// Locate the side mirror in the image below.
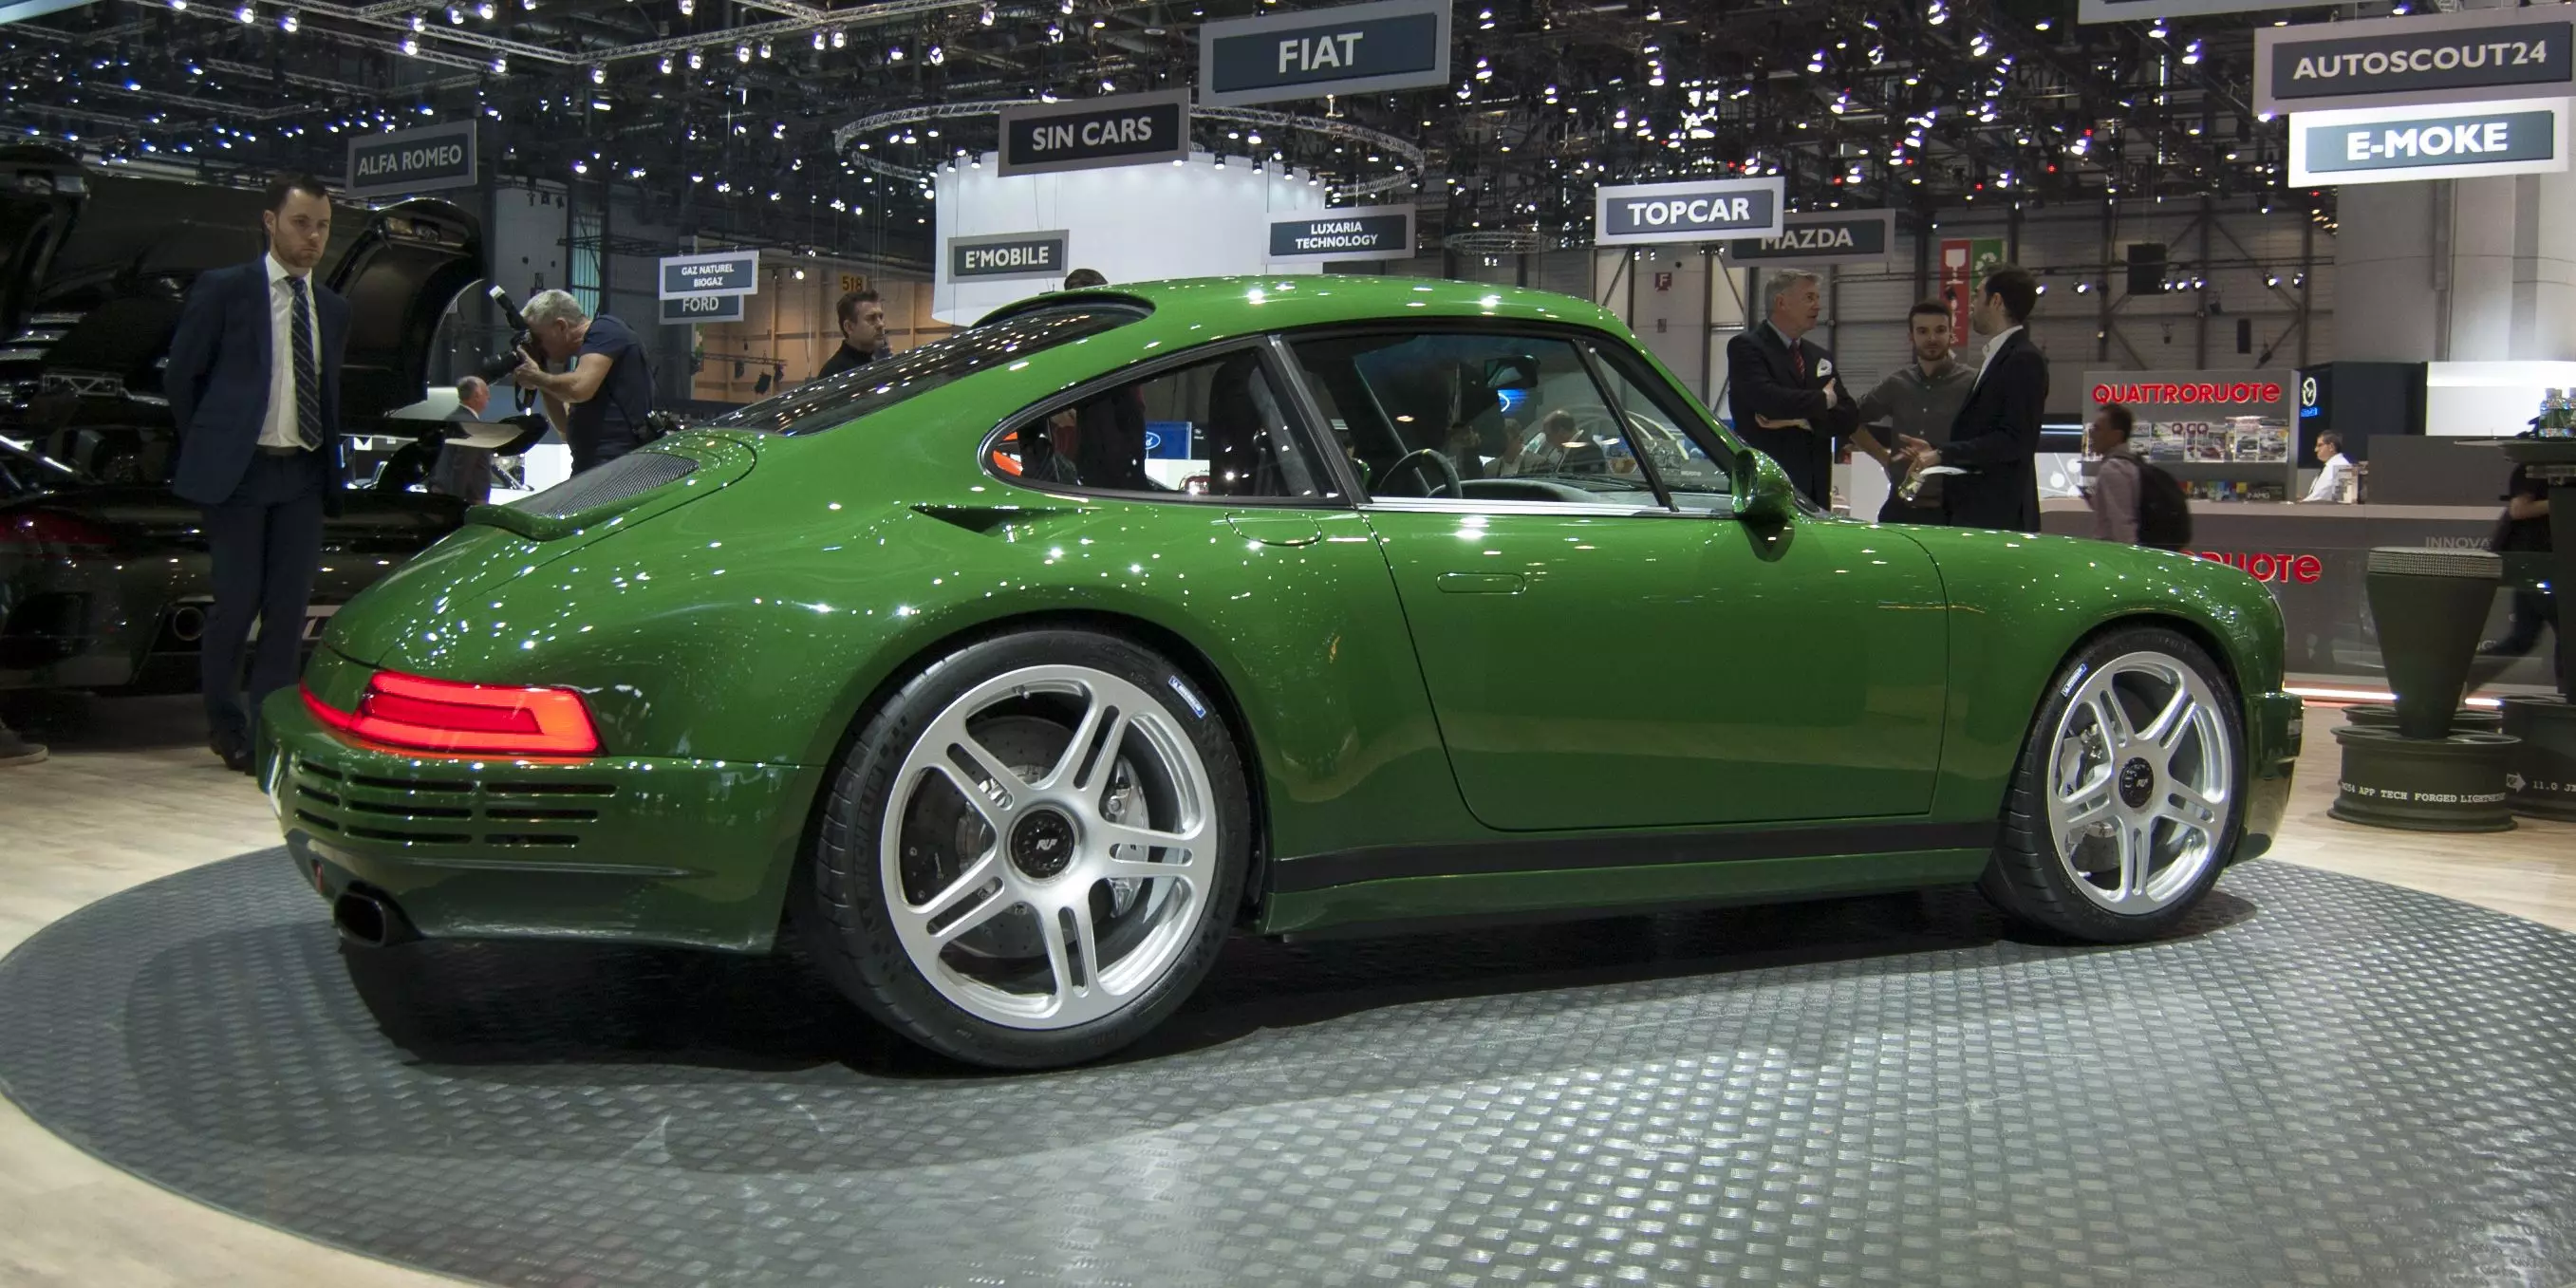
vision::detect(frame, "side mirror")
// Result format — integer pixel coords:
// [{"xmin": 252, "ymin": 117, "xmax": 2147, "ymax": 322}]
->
[{"xmin": 1733, "ymin": 447, "xmax": 1798, "ymax": 524}]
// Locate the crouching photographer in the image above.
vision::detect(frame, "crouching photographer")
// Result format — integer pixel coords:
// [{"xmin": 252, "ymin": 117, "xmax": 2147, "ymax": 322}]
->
[{"xmin": 510, "ymin": 289, "xmax": 657, "ymax": 474}]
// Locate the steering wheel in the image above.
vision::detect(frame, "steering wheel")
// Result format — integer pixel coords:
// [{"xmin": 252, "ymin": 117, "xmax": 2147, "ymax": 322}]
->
[{"xmin": 1381, "ymin": 447, "xmax": 1465, "ymax": 499}]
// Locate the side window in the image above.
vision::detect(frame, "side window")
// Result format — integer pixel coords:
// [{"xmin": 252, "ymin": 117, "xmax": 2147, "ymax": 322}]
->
[
  {"xmin": 1585, "ymin": 344, "xmax": 1736, "ymax": 513},
  {"xmin": 1288, "ymin": 332, "xmax": 1662, "ymax": 510},
  {"xmin": 991, "ymin": 349, "xmax": 1331, "ymax": 500}
]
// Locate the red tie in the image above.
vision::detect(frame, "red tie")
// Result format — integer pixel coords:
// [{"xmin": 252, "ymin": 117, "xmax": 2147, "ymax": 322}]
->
[{"xmin": 1792, "ymin": 347, "xmax": 1805, "ymax": 380}]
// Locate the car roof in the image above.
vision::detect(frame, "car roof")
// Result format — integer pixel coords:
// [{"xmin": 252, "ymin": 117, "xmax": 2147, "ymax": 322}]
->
[{"xmin": 977, "ymin": 275, "xmax": 1631, "ymax": 346}]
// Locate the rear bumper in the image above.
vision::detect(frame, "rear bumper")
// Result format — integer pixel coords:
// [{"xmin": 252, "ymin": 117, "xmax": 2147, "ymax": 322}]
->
[
  {"xmin": 2234, "ymin": 689, "xmax": 2304, "ymax": 864},
  {"xmin": 259, "ymin": 685, "xmax": 820, "ymax": 952}
]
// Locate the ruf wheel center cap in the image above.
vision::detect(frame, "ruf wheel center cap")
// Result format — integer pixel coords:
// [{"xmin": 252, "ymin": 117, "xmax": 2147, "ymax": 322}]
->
[
  {"xmin": 1009, "ymin": 808, "xmax": 1078, "ymax": 880},
  {"xmin": 2118, "ymin": 757, "xmax": 2156, "ymax": 810}
]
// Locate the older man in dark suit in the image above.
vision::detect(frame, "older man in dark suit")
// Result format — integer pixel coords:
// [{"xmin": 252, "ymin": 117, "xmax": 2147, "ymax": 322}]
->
[
  {"xmin": 1725, "ymin": 269, "xmax": 1858, "ymax": 507},
  {"xmin": 1900, "ymin": 265, "xmax": 2048, "ymax": 532},
  {"xmin": 164, "ymin": 173, "xmax": 350, "ymax": 773}
]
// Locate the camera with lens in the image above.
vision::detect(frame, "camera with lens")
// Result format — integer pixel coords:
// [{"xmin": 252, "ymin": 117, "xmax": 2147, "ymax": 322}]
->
[{"xmin": 475, "ymin": 285, "xmax": 538, "ymax": 386}]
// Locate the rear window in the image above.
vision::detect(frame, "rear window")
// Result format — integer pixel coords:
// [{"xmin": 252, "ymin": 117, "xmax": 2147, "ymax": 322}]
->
[{"xmin": 702, "ymin": 303, "xmax": 1146, "ymax": 438}]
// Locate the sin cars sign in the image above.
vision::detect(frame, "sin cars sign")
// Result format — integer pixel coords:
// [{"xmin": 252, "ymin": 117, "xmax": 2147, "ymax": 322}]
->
[
  {"xmin": 998, "ymin": 89, "xmax": 1191, "ymax": 177},
  {"xmin": 1198, "ymin": 0, "xmax": 1451, "ymax": 107}
]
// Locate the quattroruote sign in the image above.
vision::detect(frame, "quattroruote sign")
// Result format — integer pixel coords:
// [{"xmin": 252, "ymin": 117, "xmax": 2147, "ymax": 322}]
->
[
  {"xmin": 2256, "ymin": 7, "xmax": 2576, "ymax": 116},
  {"xmin": 657, "ymin": 252, "xmax": 761, "ymax": 299},
  {"xmin": 949, "ymin": 231, "xmax": 1071, "ymax": 281},
  {"xmin": 1719, "ymin": 210, "xmax": 1895, "ymax": 268},
  {"xmin": 1594, "ymin": 177, "xmax": 1784, "ymax": 247},
  {"xmin": 1198, "ymin": 0, "xmax": 1450, "ymax": 107},
  {"xmin": 2289, "ymin": 98, "xmax": 2570, "ymax": 186},
  {"xmin": 998, "ymin": 89, "xmax": 1191, "ymax": 177},
  {"xmin": 345, "ymin": 121, "xmax": 477, "ymax": 197},
  {"xmin": 660, "ymin": 293, "xmax": 744, "ymax": 325},
  {"xmin": 1266, "ymin": 206, "xmax": 1414, "ymax": 262}
]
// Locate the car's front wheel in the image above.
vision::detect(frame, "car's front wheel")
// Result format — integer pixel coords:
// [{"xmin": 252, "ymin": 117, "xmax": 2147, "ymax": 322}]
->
[
  {"xmin": 802, "ymin": 629, "xmax": 1248, "ymax": 1068},
  {"xmin": 1980, "ymin": 625, "xmax": 2245, "ymax": 943}
]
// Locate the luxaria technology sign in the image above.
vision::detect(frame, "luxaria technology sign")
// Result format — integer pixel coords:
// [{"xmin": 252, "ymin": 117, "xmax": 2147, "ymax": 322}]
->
[
  {"xmin": 1198, "ymin": 0, "xmax": 1450, "ymax": 106},
  {"xmin": 998, "ymin": 89, "xmax": 1191, "ymax": 177},
  {"xmin": 1594, "ymin": 177, "xmax": 1785, "ymax": 246},
  {"xmin": 1720, "ymin": 210, "xmax": 1895, "ymax": 267},
  {"xmin": 2256, "ymin": 7, "xmax": 2576, "ymax": 115},
  {"xmin": 1266, "ymin": 207, "xmax": 1414, "ymax": 261},
  {"xmin": 2289, "ymin": 99, "xmax": 2569, "ymax": 186},
  {"xmin": 657, "ymin": 252, "xmax": 761, "ymax": 299},
  {"xmin": 949, "ymin": 230, "xmax": 1070, "ymax": 280},
  {"xmin": 345, "ymin": 122, "xmax": 477, "ymax": 196}
]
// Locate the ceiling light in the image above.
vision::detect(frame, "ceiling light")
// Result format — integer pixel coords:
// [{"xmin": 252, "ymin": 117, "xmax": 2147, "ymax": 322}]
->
[
  {"xmin": 688, "ymin": 47, "xmax": 703, "ymax": 67},
  {"xmin": 736, "ymin": 43, "xmax": 751, "ymax": 62},
  {"xmin": 659, "ymin": 53, "xmax": 671, "ymax": 72},
  {"xmin": 278, "ymin": 8, "xmax": 296, "ymax": 29},
  {"xmin": 928, "ymin": 44, "xmax": 943, "ymax": 64},
  {"xmin": 831, "ymin": 28, "xmax": 845, "ymax": 47},
  {"xmin": 758, "ymin": 40, "xmax": 772, "ymax": 58},
  {"xmin": 233, "ymin": 2, "xmax": 252, "ymax": 21},
  {"xmin": 490, "ymin": 53, "xmax": 506, "ymax": 71},
  {"xmin": 588, "ymin": 65, "xmax": 604, "ymax": 84}
]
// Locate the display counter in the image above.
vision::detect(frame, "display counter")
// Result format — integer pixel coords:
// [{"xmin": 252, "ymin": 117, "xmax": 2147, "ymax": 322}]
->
[{"xmin": 2038, "ymin": 498, "xmax": 2552, "ymax": 684}]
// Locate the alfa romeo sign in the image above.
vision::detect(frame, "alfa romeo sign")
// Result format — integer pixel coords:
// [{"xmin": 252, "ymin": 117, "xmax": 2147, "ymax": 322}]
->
[
  {"xmin": 2256, "ymin": 7, "xmax": 2576, "ymax": 115},
  {"xmin": 1720, "ymin": 210, "xmax": 1894, "ymax": 267},
  {"xmin": 2289, "ymin": 99, "xmax": 2569, "ymax": 186},
  {"xmin": 1595, "ymin": 177, "xmax": 1784, "ymax": 247},
  {"xmin": 345, "ymin": 121, "xmax": 477, "ymax": 197}
]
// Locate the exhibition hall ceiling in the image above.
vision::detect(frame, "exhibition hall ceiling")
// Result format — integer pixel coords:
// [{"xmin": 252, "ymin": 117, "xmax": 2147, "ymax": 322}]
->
[{"xmin": 0, "ymin": 0, "xmax": 2329, "ymax": 257}]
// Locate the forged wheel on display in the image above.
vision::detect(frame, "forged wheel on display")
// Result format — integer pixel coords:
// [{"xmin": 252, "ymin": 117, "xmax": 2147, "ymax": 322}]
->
[
  {"xmin": 1980, "ymin": 626, "xmax": 2246, "ymax": 943},
  {"xmin": 801, "ymin": 629, "xmax": 1249, "ymax": 1069}
]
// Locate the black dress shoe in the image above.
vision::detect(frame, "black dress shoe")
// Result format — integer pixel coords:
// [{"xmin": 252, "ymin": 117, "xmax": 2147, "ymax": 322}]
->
[{"xmin": 210, "ymin": 731, "xmax": 253, "ymax": 775}]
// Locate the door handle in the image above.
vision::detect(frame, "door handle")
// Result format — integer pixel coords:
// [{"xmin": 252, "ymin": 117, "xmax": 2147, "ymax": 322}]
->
[
  {"xmin": 1434, "ymin": 572, "xmax": 1527, "ymax": 594},
  {"xmin": 1225, "ymin": 514, "xmax": 1324, "ymax": 547}
]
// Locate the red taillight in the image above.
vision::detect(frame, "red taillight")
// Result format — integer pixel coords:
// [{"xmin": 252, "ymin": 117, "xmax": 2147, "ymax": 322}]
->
[
  {"xmin": 0, "ymin": 510, "xmax": 114, "ymax": 551},
  {"xmin": 304, "ymin": 670, "xmax": 600, "ymax": 756}
]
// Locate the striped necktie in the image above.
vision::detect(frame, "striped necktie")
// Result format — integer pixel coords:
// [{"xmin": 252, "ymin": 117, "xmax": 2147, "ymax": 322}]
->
[{"xmin": 288, "ymin": 276, "xmax": 324, "ymax": 451}]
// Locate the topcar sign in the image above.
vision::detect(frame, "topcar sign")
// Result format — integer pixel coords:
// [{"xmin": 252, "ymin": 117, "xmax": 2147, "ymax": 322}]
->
[
  {"xmin": 2289, "ymin": 98, "xmax": 2570, "ymax": 186},
  {"xmin": 1595, "ymin": 177, "xmax": 1784, "ymax": 247},
  {"xmin": 1266, "ymin": 206, "xmax": 1414, "ymax": 261},
  {"xmin": 950, "ymin": 230, "xmax": 1070, "ymax": 281},
  {"xmin": 345, "ymin": 121, "xmax": 477, "ymax": 197},
  {"xmin": 1198, "ymin": 0, "xmax": 1450, "ymax": 107},
  {"xmin": 2256, "ymin": 7, "xmax": 2576, "ymax": 116},
  {"xmin": 658, "ymin": 252, "xmax": 761, "ymax": 299},
  {"xmin": 999, "ymin": 89, "xmax": 1191, "ymax": 177},
  {"xmin": 1720, "ymin": 210, "xmax": 1895, "ymax": 267}
]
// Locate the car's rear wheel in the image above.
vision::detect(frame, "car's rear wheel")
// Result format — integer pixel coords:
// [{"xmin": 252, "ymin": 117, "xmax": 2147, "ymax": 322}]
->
[
  {"xmin": 1980, "ymin": 625, "xmax": 2245, "ymax": 943},
  {"xmin": 802, "ymin": 629, "xmax": 1248, "ymax": 1068}
]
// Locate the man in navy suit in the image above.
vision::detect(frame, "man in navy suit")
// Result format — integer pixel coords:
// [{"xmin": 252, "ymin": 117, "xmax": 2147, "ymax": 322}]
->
[
  {"xmin": 1899, "ymin": 264, "xmax": 2049, "ymax": 532},
  {"xmin": 164, "ymin": 173, "xmax": 349, "ymax": 773}
]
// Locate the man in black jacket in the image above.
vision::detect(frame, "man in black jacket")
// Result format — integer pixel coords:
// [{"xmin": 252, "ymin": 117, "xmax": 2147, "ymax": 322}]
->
[
  {"xmin": 1899, "ymin": 264, "xmax": 2047, "ymax": 532},
  {"xmin": 1725, "ymin": 270, "xmax": 1857, "ymax": 506},
  {"xmin": 816, "ymin": 288, "xmax": 888, "ymax": 381}
]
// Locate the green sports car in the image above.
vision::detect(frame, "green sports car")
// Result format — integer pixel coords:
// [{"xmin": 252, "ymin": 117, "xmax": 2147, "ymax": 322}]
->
[{"xmin": 261, "ymin": 276, "xmax": 2302, "ymax": 1068}]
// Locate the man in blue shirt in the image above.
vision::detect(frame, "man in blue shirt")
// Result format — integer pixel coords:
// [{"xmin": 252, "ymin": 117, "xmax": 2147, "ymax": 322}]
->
[{"xmin": 512, "ymin": 289, "xmax": 655, "ymax": 473}]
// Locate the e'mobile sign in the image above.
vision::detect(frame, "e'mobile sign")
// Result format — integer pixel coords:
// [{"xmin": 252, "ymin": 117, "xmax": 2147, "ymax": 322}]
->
[
  {"xmin": 2256, "ymin": 7, "xmax": 2576, "ymax": 115},
  {"xmin": 950, "ymin": 230, "xmax": 1070, "ymax": 281},
  {"xmin": 345, "ymin": 121, "xmax": 477, "ymax": 197},
  {"xmin": 2289, "ymin": 98, "xmax": 2570, "ymax": 186},
  {"xmin": 1595, "ymin": 177, "xmax": 1784, "ymax": 247}
]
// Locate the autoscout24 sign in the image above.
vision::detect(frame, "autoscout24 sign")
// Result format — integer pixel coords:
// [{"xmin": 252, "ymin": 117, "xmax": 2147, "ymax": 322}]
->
[
  {"xmin": 998, "ymin": 89, "xmax": 1190, "ymax": 177},
  {"xmin": 1198, "ymin": 0, "xmax": 1450, "ymax": 107},
  {"xmin": 2289, "ymin": 99, "xmax": 2570, "ymax": 186},
  {"xmin": 1720, "ymin": 210, "xmax": 1895, "ymax": 267},
  {"xmin": 1267, "ymin": 206, "xmax": 1413, "ymax": 261},
  {"xmin": 1595, "ymin": 177, "xmax": 1784, "ymax": 247},
  {"xmin": 345, "ymin": 122, "xmax": 476, "ymax": 197},
  {"xmin": 950, "ymin": 231, "xmax": 1070, "ymax": 280},
  {"xmin": 657, "ymin": 252, "xmax": 760, "ymax": 299},
  {"xmin": 2256, "ymin": 7, "xmax": 2576, "ymax": 115}
]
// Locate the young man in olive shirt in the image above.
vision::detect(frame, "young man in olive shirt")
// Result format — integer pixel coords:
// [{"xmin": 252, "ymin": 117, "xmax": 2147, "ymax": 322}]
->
[{"xmin": 1852, "ymin": 301, "xmax": 1977, "ymax": 524}]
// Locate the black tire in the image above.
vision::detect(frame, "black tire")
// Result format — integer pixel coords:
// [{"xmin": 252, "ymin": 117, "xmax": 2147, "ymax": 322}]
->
[
  {"xmin": 800, "ymin": 627, "xmax": 1250, "ymax": 1068},
  {"xmin": 1978, "ymin": 625, "xmax": 2246, "ymax": 943}
]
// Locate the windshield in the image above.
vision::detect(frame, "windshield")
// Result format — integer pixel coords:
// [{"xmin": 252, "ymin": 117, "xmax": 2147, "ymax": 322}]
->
[{"xmin": 703, "ymin": 303, "xmax": 1148, "ymax": 438}]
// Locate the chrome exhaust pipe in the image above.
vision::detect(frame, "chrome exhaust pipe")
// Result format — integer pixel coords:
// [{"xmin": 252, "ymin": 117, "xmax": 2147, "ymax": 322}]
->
[
  {"xmin": 168, "ymin": 604, "xmax": 206, "ymax": 643},
  {"xmin": 331, "ymin": 887, "xmax": 416, "ymax": 947}
]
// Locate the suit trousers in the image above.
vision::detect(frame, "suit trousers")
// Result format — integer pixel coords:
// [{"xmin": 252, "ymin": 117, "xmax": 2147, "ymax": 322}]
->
[{"xmin": 199, "ymin": 450, "xmax": 327, "ymax": 743}]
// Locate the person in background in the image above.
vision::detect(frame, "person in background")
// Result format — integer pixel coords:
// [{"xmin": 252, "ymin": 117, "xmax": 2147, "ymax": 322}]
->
[
  {"xmin": 1899, "ymin": 264, "xmax": 2048, "ymax": 532},
  {"xmin": 426, "ymin": 375, "xmax": 494, "ymax": 503},
  {"xmin": 163, "ymin": 172, "xmax": 351, "ymax": 774},
  {"xmin": 1725, "ymin": 269, "xmax": 1858, "ymax": 506},
  {"xmin": 512, "ymin": 289, "xmax": 652, "ymax": 474},
  {"xmin": 816, "ymin": 289, "xmax": 888, "ymax": 381},
  {"xmin": 1852, "ymin": 300, "xmax": 1976, "ymax": 524},
  {"xmin": 2481, "ymin": 460, "xmax": 2557, "ymax": 669},
  {"xmin": 1064, "ymin": 268, "xmax": 1109, "ymax": 289},
  {"xmin": 0, "ymin": 714, "xmax": 40, "ymax": 767},
  {"xmin": 2304, "ymin": 431, "xmax": 2356, "ymax": 503},
  {"xmin": 2081, "ymin": 402, "xmax": 2144, "ymax": 546}
]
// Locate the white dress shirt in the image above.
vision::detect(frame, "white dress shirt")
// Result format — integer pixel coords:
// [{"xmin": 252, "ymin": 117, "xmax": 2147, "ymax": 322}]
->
[
  {"xmin": 1973, "ymin": 325, "xmax": 2024, "ymax": 387},
  {"xmin": 258, "ymin": 252, "xmax": 326, "ymax": 449},
  {"xmin": 2305, "ymin": 452, "xmax": 2355, "ymax": 503}
]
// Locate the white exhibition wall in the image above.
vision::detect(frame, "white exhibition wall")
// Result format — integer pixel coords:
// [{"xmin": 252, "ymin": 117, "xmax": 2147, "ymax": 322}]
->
[{"xmin": 930, "ymin": 151, "xmax": 1328, "ymax": 324}]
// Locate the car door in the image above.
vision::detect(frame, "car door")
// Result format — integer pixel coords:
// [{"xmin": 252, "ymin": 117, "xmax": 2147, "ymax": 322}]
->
[{"xmin": 1283, "ymin": 325, "xmax": 1948, "ymax": 831}]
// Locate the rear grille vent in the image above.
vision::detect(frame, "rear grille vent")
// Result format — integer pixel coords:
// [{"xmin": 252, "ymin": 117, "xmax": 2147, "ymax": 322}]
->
[
  {"xmin": 510, "ymin": 451, "xmax": 698, "ymax": 519},
  {"xmin": 290, "ymin": 758, "xmax": 618, "ymax": 850}
]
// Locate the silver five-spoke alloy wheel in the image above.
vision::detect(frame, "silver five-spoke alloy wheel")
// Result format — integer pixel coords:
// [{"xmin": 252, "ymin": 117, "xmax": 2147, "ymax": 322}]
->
[
  {"xmin": 2044, "ymin": 649, "xmax": 2235, "ymax": 914},
  {"xmin": 882, "ymin": 663, "xmax": 1214, "ymax": 1030}
]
